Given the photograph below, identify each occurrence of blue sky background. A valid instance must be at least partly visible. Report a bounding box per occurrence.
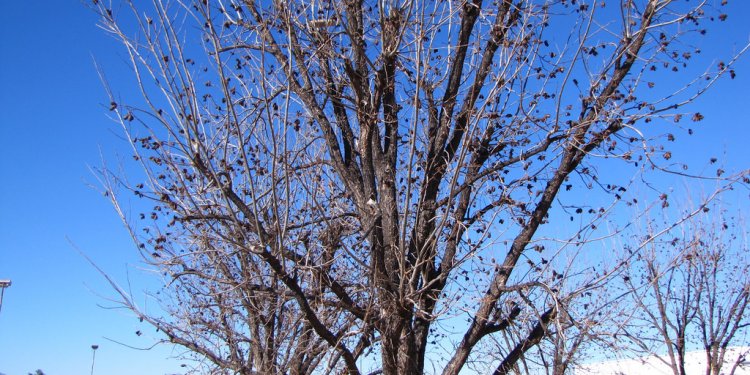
[0,1,185,374]
[0,1,748,375]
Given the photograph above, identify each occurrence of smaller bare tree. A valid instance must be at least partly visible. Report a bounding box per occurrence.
[621,200,750,375]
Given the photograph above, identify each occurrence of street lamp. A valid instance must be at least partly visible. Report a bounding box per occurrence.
[0,279,10,313]
[90,344,99,375]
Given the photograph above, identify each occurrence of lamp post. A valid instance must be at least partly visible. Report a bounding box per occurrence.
[90,344,99,375]
[0,279,10,314]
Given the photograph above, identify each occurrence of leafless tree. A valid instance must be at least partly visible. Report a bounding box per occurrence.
[91,0,748,374]
[619,201,750,375]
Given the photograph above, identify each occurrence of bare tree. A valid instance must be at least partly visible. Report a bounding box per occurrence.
[620,201,750,375]
[91,0,748,374]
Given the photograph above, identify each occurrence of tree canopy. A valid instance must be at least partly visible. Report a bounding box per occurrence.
[93,0,748,374]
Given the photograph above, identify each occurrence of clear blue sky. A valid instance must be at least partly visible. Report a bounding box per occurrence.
[0,1,186,374]
[0,1,748,375]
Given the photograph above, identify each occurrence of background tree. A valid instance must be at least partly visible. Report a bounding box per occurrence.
[474,188,741,375]
[618,201,750,375]
[92,0,748,374]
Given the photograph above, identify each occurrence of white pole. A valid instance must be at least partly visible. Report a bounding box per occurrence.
[90,344,99,375]
[0,279,11,314]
